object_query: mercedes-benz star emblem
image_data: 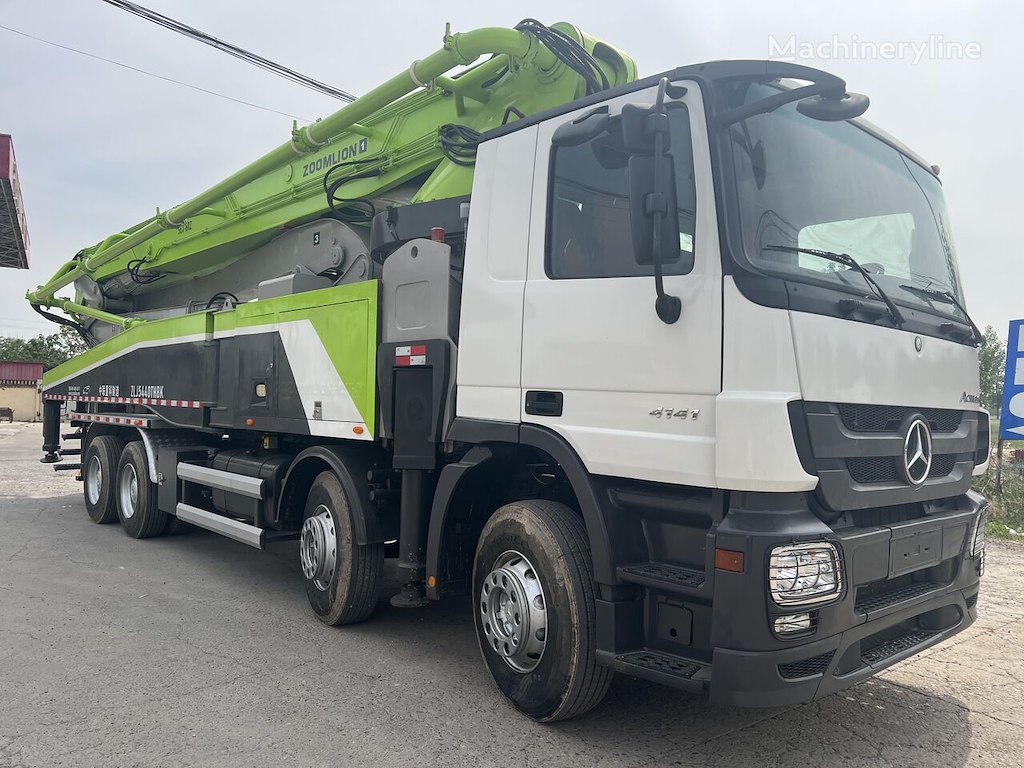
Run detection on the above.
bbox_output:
[901,416,933,486]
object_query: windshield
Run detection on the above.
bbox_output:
[727,82,964,311]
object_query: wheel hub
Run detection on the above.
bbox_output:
[300,505,337,591]
[85,455,102,506]
[118,463,138,519]
[480,551,548,673]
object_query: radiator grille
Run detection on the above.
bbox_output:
[847,454,958,484]
[838,404,964,433]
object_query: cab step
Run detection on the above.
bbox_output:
[618,562,707,595]
[598,648,710,691]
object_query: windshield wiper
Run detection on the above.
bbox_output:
[764,245,905,326]
[898,284,983,346]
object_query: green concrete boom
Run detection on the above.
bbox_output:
[26,22,636,329]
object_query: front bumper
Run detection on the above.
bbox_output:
[708,490,985,707]
[595,489,986,707]
[711,581,978,706]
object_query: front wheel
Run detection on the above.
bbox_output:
[473,500,613,722]
[301,471,383,626]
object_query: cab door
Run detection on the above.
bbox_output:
[520,83,722,487]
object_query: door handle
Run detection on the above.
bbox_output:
[525,390,563,417]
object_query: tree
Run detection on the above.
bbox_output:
[979,325,1007,413]
[0,327,88,371]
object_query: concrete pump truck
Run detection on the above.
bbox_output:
[27,20,989,721]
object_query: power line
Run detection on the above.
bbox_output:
[0,317,56,330]
[98,0,357,103]
[0,23,314,122]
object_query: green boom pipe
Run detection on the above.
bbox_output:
[26,25,553,316]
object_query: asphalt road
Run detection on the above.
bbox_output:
[1,422,1022,767]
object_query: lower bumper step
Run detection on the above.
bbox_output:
[861,628,937,665]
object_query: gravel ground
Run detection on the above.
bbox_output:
[1,422,1021,767]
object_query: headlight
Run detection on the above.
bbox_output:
[769,542,842,605]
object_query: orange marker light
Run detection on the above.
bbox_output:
[245,417,255,427]
[426,575,437,588]
[353,425,365,435]
[715,548,745,573]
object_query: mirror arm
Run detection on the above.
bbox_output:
[715,80,842,128]
[650,78,682,324]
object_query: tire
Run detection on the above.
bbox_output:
[115,441,168,538]
[301,471,383,626]
[473,500,613,722]
[82,435,122,524]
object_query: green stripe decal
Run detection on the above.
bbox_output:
[44,281,380,436]
[43,312,212,387]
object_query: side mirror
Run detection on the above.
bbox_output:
[796,92,870,121]
[628,153,681,266]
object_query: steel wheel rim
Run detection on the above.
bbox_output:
[300,504,337,592]
[480,550,548,673]
[85,455,102,506]
[118,463,138,520]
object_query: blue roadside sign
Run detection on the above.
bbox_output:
[1000,319,1024,439]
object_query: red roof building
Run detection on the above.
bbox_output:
[0,361,43,385]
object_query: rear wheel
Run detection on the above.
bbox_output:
[302,471,383,626]
[82,435,121,524]
[115,442,167,538]
[473,500,612,722]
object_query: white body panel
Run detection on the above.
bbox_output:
[519,83,722,487]
[789,311,981,410]
[716,278,815,491]
[456,126,538,424]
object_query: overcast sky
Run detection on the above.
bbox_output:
[0,0,1017,339]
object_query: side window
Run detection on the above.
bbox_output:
[547,104,696,279]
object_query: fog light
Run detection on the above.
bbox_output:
[769,542,842,606]
[773,612,813,635]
